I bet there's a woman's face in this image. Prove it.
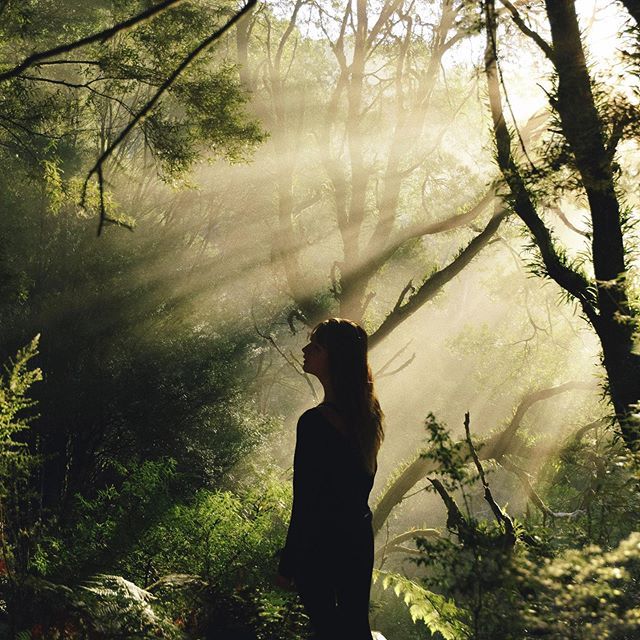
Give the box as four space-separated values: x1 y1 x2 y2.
302 335 330 379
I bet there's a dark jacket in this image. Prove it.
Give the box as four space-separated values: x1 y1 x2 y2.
278 407 375 578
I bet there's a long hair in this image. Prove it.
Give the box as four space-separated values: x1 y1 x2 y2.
311 318 384 475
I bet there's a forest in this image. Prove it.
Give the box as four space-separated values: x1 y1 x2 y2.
1 0 640 638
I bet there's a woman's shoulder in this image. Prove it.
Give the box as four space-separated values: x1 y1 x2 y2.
299 405 348 438
295 408 330 444
298 406 328 427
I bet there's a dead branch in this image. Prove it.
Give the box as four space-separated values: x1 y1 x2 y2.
375 353 415 379
464 412 515 539
427 477 468 534
392 279 414 312
374 340 413 378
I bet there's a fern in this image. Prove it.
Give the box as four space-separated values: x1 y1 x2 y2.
77 574 183 638
373 569 470 640
0 335 42 464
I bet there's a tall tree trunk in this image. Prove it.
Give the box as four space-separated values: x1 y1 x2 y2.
544 0 640 446
485 0 640 448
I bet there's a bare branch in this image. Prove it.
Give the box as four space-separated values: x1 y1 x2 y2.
376 353 415 379
427 477 469 534
373 340 412 377
549 205 589 238
392 279 414 312
498 0 554 61
464 412 515 539
369 208 508 348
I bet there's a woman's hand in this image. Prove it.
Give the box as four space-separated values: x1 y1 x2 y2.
275 573 296 591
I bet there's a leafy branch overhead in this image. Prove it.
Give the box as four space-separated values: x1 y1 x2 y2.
0 0 262 234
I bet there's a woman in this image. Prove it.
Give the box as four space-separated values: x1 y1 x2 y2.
276 318 384 640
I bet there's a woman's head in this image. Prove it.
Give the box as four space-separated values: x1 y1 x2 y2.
303 318 367 382
303 318 384 475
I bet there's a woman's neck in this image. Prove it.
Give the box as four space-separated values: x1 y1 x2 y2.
319 377 336 405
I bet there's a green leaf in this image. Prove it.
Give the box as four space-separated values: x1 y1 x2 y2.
373 569 471 640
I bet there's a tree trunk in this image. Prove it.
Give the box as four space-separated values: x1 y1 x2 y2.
544 0 640 446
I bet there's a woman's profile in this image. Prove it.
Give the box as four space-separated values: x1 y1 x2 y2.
276 318 384 640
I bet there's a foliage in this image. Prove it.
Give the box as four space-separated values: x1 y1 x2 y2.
522 532 640 639
0 337 42 583
0 0 265 187
411 413 640 640
415 414 526 639
25 464 309 638
421 413 474 491
533 427 640 550
373 569 470 640
132 471 308 639
37 458 179 580
9 573 183 639
0 335 42 477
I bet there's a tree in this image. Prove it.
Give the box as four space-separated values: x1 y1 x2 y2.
0 0 261 233
239 0 516 341
0 0 271 515
483 0 640 448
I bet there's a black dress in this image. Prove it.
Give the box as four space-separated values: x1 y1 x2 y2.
278 407 375 640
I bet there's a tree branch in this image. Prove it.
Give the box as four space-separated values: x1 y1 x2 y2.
485 380 597 459
81 0 257 234
372 381 597 535
0 0 187 82
427 477 468 534
369 208 508 348
484 0 599 328
464 412 515 540
498 0 554 61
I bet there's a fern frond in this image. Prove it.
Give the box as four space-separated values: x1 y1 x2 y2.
373 569 470 640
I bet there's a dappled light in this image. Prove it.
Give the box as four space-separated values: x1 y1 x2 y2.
1 0 640 638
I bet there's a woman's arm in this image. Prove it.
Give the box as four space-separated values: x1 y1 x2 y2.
277 410 326 578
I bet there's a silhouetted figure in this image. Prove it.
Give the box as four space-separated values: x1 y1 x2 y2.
277 318 384 640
